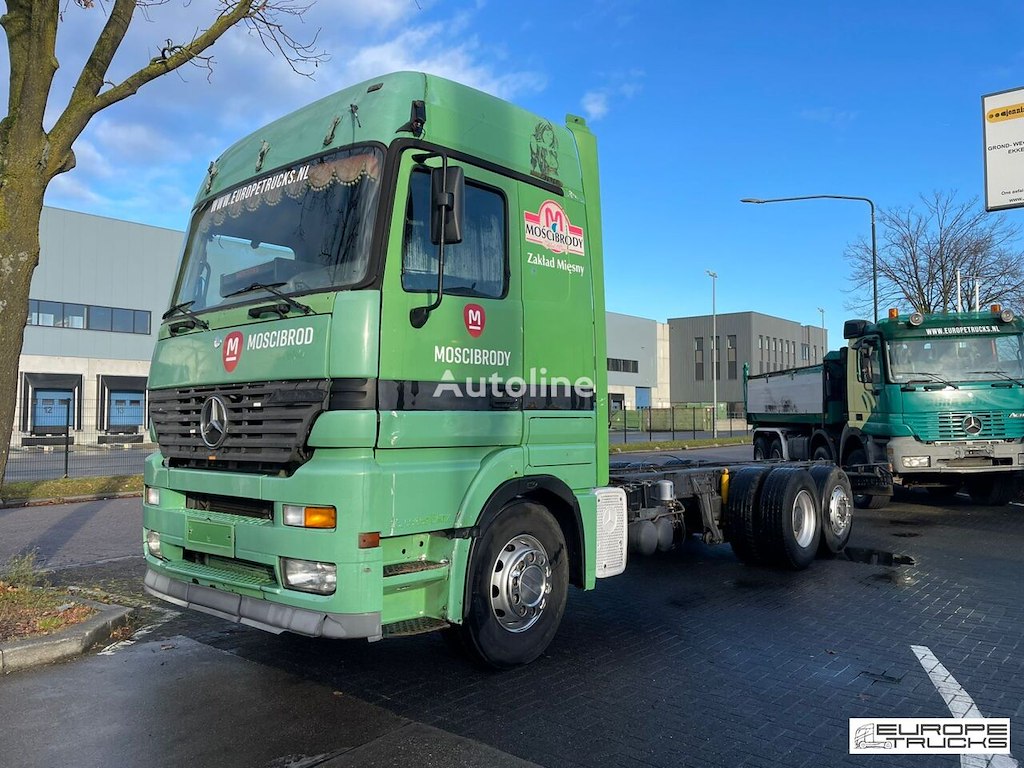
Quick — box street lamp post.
[741,195,878,322]
[817,306,825,362]
[706,269,718,439]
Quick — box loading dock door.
[108,390,145,429]
[33,390,72,433]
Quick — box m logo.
[464,304,485,338]
[222,331,244,372]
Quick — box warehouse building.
[667,311,827,413]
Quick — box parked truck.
[142,72,853,668]
[746,308,1024,508]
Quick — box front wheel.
[753,435,770,461]
[455,501,569,669]
[847,447,888,510]
[966,475,1018,506]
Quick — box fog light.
[282,504,336,529]
[146,530,163,559]
[902,456,931,468]
[281,558,337,595]
[145,486,160,506]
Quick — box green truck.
[746,308,1024,508]
[143,72,852,668]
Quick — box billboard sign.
[983,86,1024,211]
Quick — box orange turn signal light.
[303,506,336,529]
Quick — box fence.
[4,399,151,485]
[4,400,752,484]
[608,405,750,444]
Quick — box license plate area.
[186,518,235,557]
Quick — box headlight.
[146,530,164,559]
[902,456,931,468]
[280,558,337,595]
[145,486,160,506]
[282,504,336,529]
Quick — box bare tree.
[0,1,324,488]
[845,190,1024,317]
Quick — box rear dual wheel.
[727,466,822,570]
[809,464,853,556]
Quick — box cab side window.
[402,169,507,299]
[857,340,882,389]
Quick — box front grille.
[186,492,273,520]
[903,411,1024,441]
[149,379,330,474]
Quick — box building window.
[714,335,721,380]
[27,299,151,335]
[607,358,639,373]
[694,337,704,381]
[727,335,737,379]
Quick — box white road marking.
[99,606,180,655]
[911,645,1019,768]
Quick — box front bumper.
[888,436,1024,476]
[145,568,382,640]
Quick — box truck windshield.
[169,146,383,315]
[887,333,1024,383]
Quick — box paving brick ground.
[85,489,1020,768]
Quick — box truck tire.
[768,438,784,460]
[455,501,568,669]
[966,475,1017,506]
[809,465,853,555]
[753,435,770,461]
[847,448,888,510]
[725,466,771,565]
[925,483,961,503]
[758,467,821,570]
[812,445,832,461]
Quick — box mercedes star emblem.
[962,415,983,436]
[200,395,229,448]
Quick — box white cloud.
[582,91,610,120]
[580,71,644,121]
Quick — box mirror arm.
[411,154,449,328]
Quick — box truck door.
[847,337,882,427]
[376,150,524,531]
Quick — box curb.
[0,599,134,675]
[0,491,141,510]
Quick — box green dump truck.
[143,72,852,668]
[746,309,1024,508]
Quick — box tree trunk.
[0,182,46,492]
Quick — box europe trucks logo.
[524,200,585,256]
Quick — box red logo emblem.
[464,304,485,338]
[222,331,244,372]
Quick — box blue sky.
[5,0,1024,345]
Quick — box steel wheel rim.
[489,533,551,633]
[792,489,816,548]
[827,485,852,538]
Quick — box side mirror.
[430,166,464,245]
[844,319,868,339]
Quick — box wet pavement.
[1,466,1023,767]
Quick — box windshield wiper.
[161,300,209,330]
[223,281,312,316]
[901,371,959,390]
[968,370,1024,387]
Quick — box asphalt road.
[2,455,1022,768]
